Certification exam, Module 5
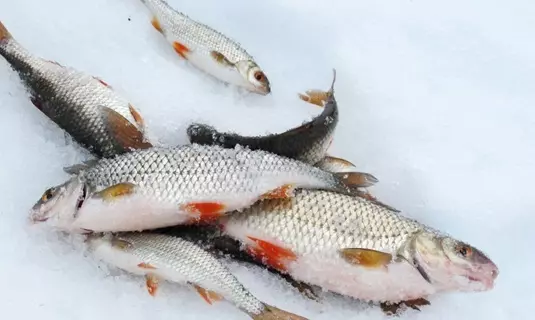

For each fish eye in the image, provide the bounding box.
[457,245,472,258]
[41,188,56,202]
[254,71,265,82]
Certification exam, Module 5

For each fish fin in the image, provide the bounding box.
[260,184,295,200]
[100,106,153,152]
[245,236,297,272]
[192,284,223,305]
[210,51,235,67]
[253,304,308,320]
[181,202,226,223]
[63,132,73,146]
[334,171,379,188]
[46,60,64,67]
[128,104,145,132]
[339,248,392,269]
[0,21,13,41]
[380,298,430,316]
[151,16,163,33]
[94,182,136,201]
[63,159,98,175]
[110,238,133,250]
[93,76,111,88]
[172,41,190,59]
[298,89,329,107]
[145,273,160,297]
[138,262,157,269]
[315,156,357,172]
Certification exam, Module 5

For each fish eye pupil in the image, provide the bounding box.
[42,188,55,201]
[458,245,470,257]
[254,71,264,82]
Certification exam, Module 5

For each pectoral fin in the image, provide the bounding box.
[94,182,136,202]
[101,106,153,152]
[210,51,235,67]
[339,248,393,269]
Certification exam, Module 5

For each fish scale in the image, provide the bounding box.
[86,233,307,319]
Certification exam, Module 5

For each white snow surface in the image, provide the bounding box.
[0,0,533,319]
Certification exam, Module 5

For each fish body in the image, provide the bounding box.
[30,144,374,233]
[140,0,270,95]
[86,232,307,320]
[220,189,499,303]
[0,22,150,158]
[187,70,344,168]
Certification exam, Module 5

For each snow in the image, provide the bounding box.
[0,0,533,318]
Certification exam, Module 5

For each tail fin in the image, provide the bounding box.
[253,304,308,320]
[335,171,379,189]
[0,21,12,41]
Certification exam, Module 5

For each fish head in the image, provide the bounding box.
[29,177,87,227]
[411,231,499,292]
[235,60,271,95]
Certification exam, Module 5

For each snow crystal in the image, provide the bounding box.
[0,0,533,319]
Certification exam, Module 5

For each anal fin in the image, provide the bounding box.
[172,41,190,59]
[192,284,223,305]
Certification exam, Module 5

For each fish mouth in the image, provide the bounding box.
[464,264,499,290]
[252,84,271,95]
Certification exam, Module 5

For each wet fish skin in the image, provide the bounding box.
[140,0,270,95]
[220,189,499,304]
[0,21,150,158]
[29,144,372,233]
[187,70,339,166]
[86,232,307,320]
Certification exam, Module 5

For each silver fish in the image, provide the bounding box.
[29,144,376,233]
[86,232,307,320]
[139,0,270,95]
[0,21,151,158]
[220,189,499,304]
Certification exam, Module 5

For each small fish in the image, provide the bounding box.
[187,70,352,170]
[0,21,151,158]
[86,232,307,320]
[219,189,499,305]
[29,144,376,233]
[139,0,270,95]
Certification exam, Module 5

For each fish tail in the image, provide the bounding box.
[333,171,379,191]
[328,68,336,94]
[252,304,308,320]
[0,21,13,43]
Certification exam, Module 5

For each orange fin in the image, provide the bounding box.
[246,236,297,272]
[260,184,295,200]
[128,104,145,131]
[339,248,392,269]
[151,16,163,33]
[192,284,223,305]
[172,41,190,59]
[101,106,153,151]
[138,262,157,269]
[145,274,159,297]
[95,182,136,202]
[181,202,226,223]
[0,21,12,41]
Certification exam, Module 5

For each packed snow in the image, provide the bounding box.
[1,0,533,318]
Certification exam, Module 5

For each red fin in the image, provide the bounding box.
[172,41,190,59]
[182,202,226,223]
[151,16,163,33]
[93,76,110,87]
[245,236,297,272]
[145,274,159,297]
[260,184,295,200]
[138,262,157,269]
[192,284,223,305]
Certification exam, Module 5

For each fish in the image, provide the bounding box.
[29,144,377,233]
[139,0,271,95]
[85,232,307,320]
[0,21,151,158]
[219,189,499,305]
[187,69,352,170]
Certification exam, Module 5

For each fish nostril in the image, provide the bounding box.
[491,268,499,279]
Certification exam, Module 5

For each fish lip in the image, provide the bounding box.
[465,264,499,290]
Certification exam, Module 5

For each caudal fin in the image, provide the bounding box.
[253,304,308,320]
[0,21,13,41]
